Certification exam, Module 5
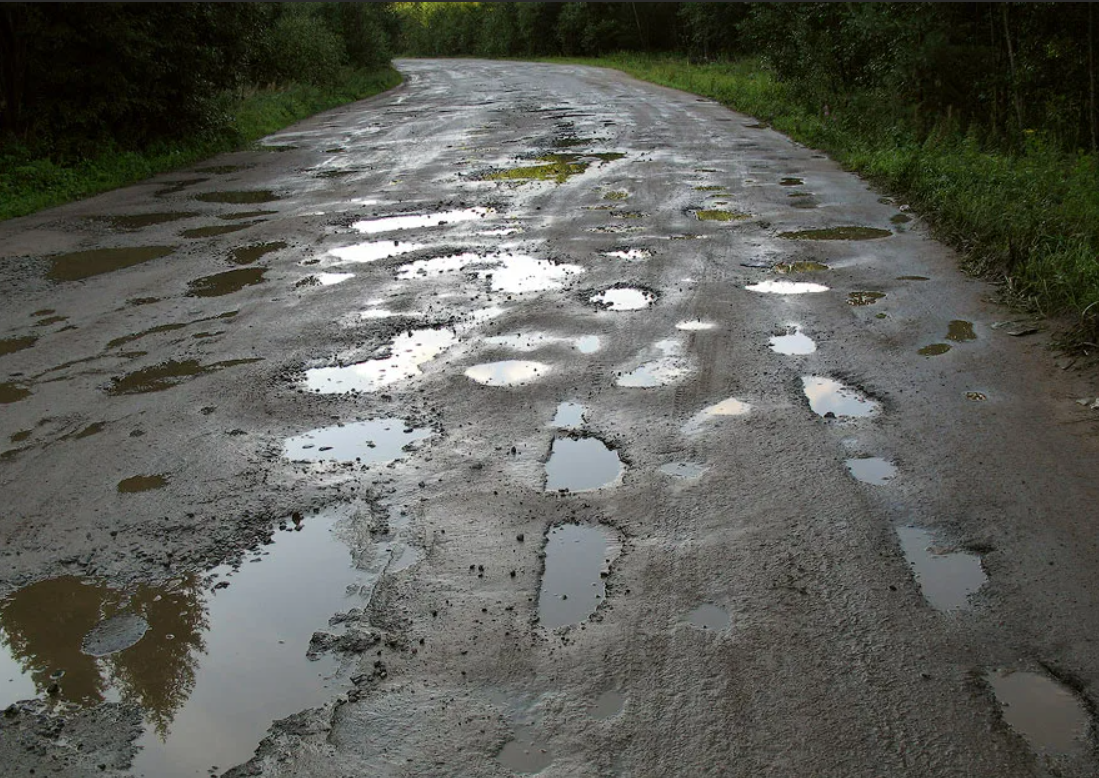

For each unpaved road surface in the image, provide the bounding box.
[2,59,1099,778]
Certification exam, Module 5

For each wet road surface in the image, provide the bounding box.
[2,59,1099,777]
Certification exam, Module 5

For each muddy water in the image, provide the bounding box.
[351,207,492,234]
[218,210,277,221]
[592,690,626,719]
[779,227,891,240]
[847,291,886,306]
[845,457,896,485]
[229,241,286,266]
[590,288,655,311]
[601,249,651,261]
[465,360,551,386]
[104,212,199,230]
[180,223,255,239]
[686,604,730,631]
[896,526,986,612]
[545,436,623,492]
[283,418,431,463]
[802,376,879,418]
[987,669,1092,754]
[305,328,456,393]
[770,326,816,355]
[918,344,951,356]
[675,320,715,331]
[695,209,747,222]
[775,261,829,273]
[187,268,267,297]
[497,726,554,773]
[746,280,829,295]
[194,191,281,204]
[0,383,31,403]
[108,358,260,395]
[0,336,36,356]
[537,524,619,628]
[117,474,168,493]
[946,320,976,342]
[47,246,175,282]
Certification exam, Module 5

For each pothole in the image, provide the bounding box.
[0,336,37,356]
[896,526,986,612]
[305,328,455,393]
[193,190,281,204]
[537,523,619,628]
[779,226,891,240]
[746,280,828,294]
[770,325,816,355]
[552,402,585,428]
[545,436,623,492]
[117,474,168,493]
[465,360,551,386]
[180,223,254,239]
[351,207,493,234]
[682,396,751,433]
[590,288,656,311]
[659,462,708,479]
[107,358,260,395]
[695,209,749,221]
[616,340,689,388]
[845,457,896,485]
[775,261,829,273]
[779,177,804,186]
[102,212,199,230]
[601,248,651,261]
[47,246,175,282]
[675,320,715,331]
[802,376,879,418]
[497,726,554,773]
[0,383,31,404]
[686,604,730,631]
[946,320,976,342]
[918,343,951,356]
[283,418,430,463]
[328,241,426,264]
[987,669,1092,755]
[592,690,625,719]
[847,291,886,306]
[300,272,354,287]
[187,268,267,297]
[229,241,286,265]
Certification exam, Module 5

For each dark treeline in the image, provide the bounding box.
[396,2,1099,155]
[0,3,398,159]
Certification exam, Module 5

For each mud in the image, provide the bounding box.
[194,191,281,204]
[187,268,267,297]
[0,336,37,356]
[117,474,168,493]
[102,212,199,230]
[779,226,892,240]
[229,241,286,265]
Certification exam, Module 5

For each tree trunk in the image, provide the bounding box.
[1001,4,1025,145]
[1090,4,1097,152]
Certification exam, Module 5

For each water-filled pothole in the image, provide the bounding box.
[305,328,455,393]
[617,340,689,388]
[802,376,879,418]
[675,320,715,331]
[187,268,266,297]
[229,241,286,266]
[47,246,175,282]
[779,177,804,186]
[301,272,354,287]
[592,690,625,719]
[545,436,623,492]
[399,252,583,294]
[538,523,619,628]
[775,261,829,273]
[918,343,951,356]
[194,191,280,204]
[465,360,551,386]
[328,241,426,264]
[180,223,254,239]
[0,382,31,404]
[695,209,748,221]
[590,288,655,311]
[896,526,986,612]
[686,604,730,631]
[601,249,651,261]
[659,462,708,479]
[283,418,430,463]
[847,291,886,306]
[987,669,1092,755]
[845,457,896,485]
[351,207,492,235]
[779,227,891,240]
[946,320,976,342]
[770,326,816,355]
[103,212,200,230]
[107,358,260,395]
[0,336,37,356]
[117,474,168,493]
[497,726,554,773]
[746,280,828,294]
[552,402,585,428]
[683,397,751,433]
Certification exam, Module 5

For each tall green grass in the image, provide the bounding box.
[0,66,401,222]
[553,54,1099,348]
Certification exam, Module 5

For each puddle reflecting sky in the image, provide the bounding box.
[328,241,426,264]
[590,288,655,311]
[497,725,554,773]
[601,249,651,261]
[770,325,816,355]
[538,524,619,628]
[845,457,896,485]
[675,320,715,331]
[552,402,585,428]
[465,360,550,386]
[592,690,625,719]
[283,418,430,463]
[306,328,455,394]
[987,669,1091,754]
[896,526,986,612]
[617,340,690,388]
[746,280,829,295]
[545,436,623,492]
[802,376,879,418]
[351,207,493,234]
[686,604,730,631]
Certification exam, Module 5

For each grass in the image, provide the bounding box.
[546,54,1099,349]
[0,66,401,221]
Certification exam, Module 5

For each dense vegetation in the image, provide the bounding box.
[395,2,1099,345]
[0,3,400,219]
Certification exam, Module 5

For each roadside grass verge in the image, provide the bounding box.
[0,66,401,222]
[547,54,1099,349]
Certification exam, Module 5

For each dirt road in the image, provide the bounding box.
[2,59,1098,778]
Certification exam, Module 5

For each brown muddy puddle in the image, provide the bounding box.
[686,604,730,631]
[0,382,31,403]
[552,402,585,428]
[779,177,804,186]
[230,241,286,265]
[193,191,281,204]
[770,325,816,355]
[99,212,200,230]
[694,209,748,222]
[590,288,655,311]
[987,669,1092,755]
[897,275,930,281]
[802,376,879,418]
[0,336,37,356]
[117,474,168,493]
[847,291,886,306]
[946,320,976,342]
[659,462,708,479]
[108,358,260,395]
[35,314,68,326]
[283,418,430,464]
[592,690,626,719]
[107,311,237,349]
[218,210,278,221]
[746,279,829,295]
[306,328,456,394]
[845,457,896,485]
[779,226,891,240]
[537,523,619,628]
[896,526,986,612]
[545,436,623,492]
[498,726,554,773]
[187,268,266,297]
[351,207,493,235]
[775,261,829,273]
[180,223,256,239]
[918,343,951,356]
[47,246,175,282]
[194,165,250,175]
[0,507,374,778]
[465,360,551,387]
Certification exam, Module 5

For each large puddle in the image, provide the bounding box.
[779,226,891,240]
[845,457,896,485]
[802,376,879,418]
[187,268,266,297]
[229,241,286,266]
[305,328,455,393]
[398,252,582,294]
[544,436,623,492]
[537,524,619,628]
[946,320,977,342]
[590,288,656,311]
[0,335,37,356]
[770,325,816,355]
[484,333,600,354]
[465,360,551,387]
[987,669,1092,754]
[283,418,430,463]
[0,382,31,404]
[896,526,986,612]
[194,190,281,204]
[328,241,426,264]
[0,508,371,778]
[47,246,175,282]
[746,280,829,295]
[108,358,260,395]
[351,207,493,235]
[180,223,254,239]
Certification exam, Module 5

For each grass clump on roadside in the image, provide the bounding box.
[0,66,400,222]
[548,54,1099,349]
